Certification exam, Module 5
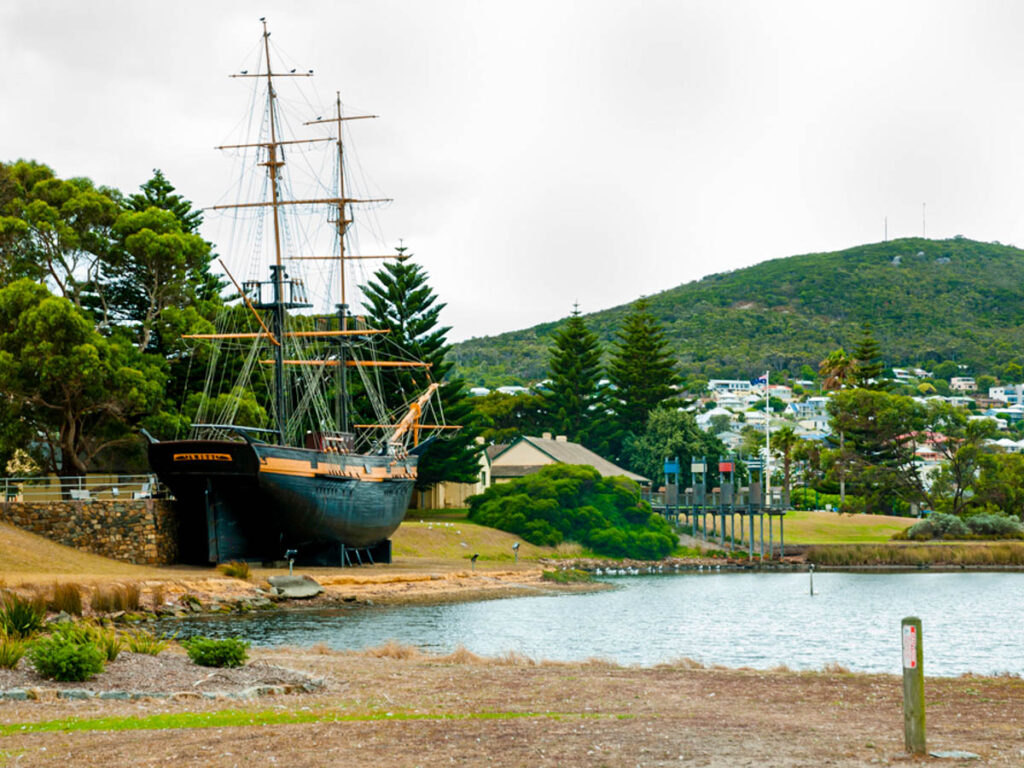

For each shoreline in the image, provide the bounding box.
[1,644,1021,767]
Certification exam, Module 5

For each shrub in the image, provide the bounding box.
[0,593,46,638]
[181,636,249,668]
[123,628,170,655]
[905,512,971,540]
[29,624,105,682]
[0,635,27,669]
[48,583,83,616]
[218,560,251,579]
[468,464,677,560]
[964,513,1024,538]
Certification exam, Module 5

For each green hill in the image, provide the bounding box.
[451,237,1024,386]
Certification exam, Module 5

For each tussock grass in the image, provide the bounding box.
[806,542,1024,566]
[90,583,142,613]
[822,662,852,674]
[657,657,706,670]
[217,561,251,580]
[48,582,83,615]
[438,645,487,665]
[497,650,536,667]
[359,640,423,660]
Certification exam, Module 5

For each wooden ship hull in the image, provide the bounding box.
[149,440,417,565]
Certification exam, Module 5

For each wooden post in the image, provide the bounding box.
[901,617,926,755]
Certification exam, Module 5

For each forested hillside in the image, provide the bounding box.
[451,237,1024,385]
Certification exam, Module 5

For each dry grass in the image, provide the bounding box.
[806,541,1024,566]
[357,640,423,660]
[0,521,168,582]
[90,583,142,613]
[47,582,83,615]
[437,645,487,665]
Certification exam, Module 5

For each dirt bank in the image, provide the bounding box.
[1,644,1021,767]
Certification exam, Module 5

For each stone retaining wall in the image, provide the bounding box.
[0,500,179,565]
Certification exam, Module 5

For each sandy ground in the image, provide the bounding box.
[1,644,1021,767]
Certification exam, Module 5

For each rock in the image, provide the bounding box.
[2,689,29,700]
[266,575,324,599]
[98,691,132,700]
[48,611,74,625]
[58,688,95,700]
[930,751,980,760]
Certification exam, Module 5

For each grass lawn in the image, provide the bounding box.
[395,510,552,562]
[781,509,916,544]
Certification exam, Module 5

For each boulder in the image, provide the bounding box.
[266,575,324,599]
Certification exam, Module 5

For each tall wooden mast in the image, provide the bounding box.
[206,20,435,449]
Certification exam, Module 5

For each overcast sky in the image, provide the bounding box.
[3,1,1024,340]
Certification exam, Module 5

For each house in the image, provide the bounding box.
[488,433,649,485]
[989,384,1024,405]
[785,396,829,419]
[707,379,754,394]
[950,377,977,392]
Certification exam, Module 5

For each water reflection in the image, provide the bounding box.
[160,572,1024,676]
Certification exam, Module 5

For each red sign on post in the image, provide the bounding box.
[719,462,734,472]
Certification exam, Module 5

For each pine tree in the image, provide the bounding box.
[853,322,886,389]
[543,306,609,448]
[607,299,680,457]
[361,248,481,489]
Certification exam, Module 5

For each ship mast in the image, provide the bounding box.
[206,20,435,449]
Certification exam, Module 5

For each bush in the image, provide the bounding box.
[0,593,46,638]
[123,628,170,655]
[965,513,1024,538]
[0,635,27,669]
[905,512,971,540]
[181,636,249,668]
[218,560,251,579]
[468,465,677,560]
[29,624,105,682]
[48,583,83,616]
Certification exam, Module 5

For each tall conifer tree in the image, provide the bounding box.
[853,322,886,389]
[607,299,680,457]
[543,305,609,449]
[361,247,481,489]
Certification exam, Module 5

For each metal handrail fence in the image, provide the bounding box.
[1,474,168,502]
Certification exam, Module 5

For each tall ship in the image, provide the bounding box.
[148,21,445,565]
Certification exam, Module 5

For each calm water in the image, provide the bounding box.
[162,572,1023,676]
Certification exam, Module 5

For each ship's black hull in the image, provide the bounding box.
[148,439,417,565]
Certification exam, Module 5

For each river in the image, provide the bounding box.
[162,571,1023,677]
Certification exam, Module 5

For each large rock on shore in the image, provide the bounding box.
[267,575,324,599]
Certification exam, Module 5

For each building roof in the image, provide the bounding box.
[490,435,651,484]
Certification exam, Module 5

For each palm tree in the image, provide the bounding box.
[819,348,856,507]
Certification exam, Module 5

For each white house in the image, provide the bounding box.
[950,377,977,392]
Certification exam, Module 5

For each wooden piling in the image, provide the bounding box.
[901,617,926,755]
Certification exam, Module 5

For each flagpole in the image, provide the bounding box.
[764,370,771,506]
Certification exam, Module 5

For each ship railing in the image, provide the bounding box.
[0,474,169,503]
